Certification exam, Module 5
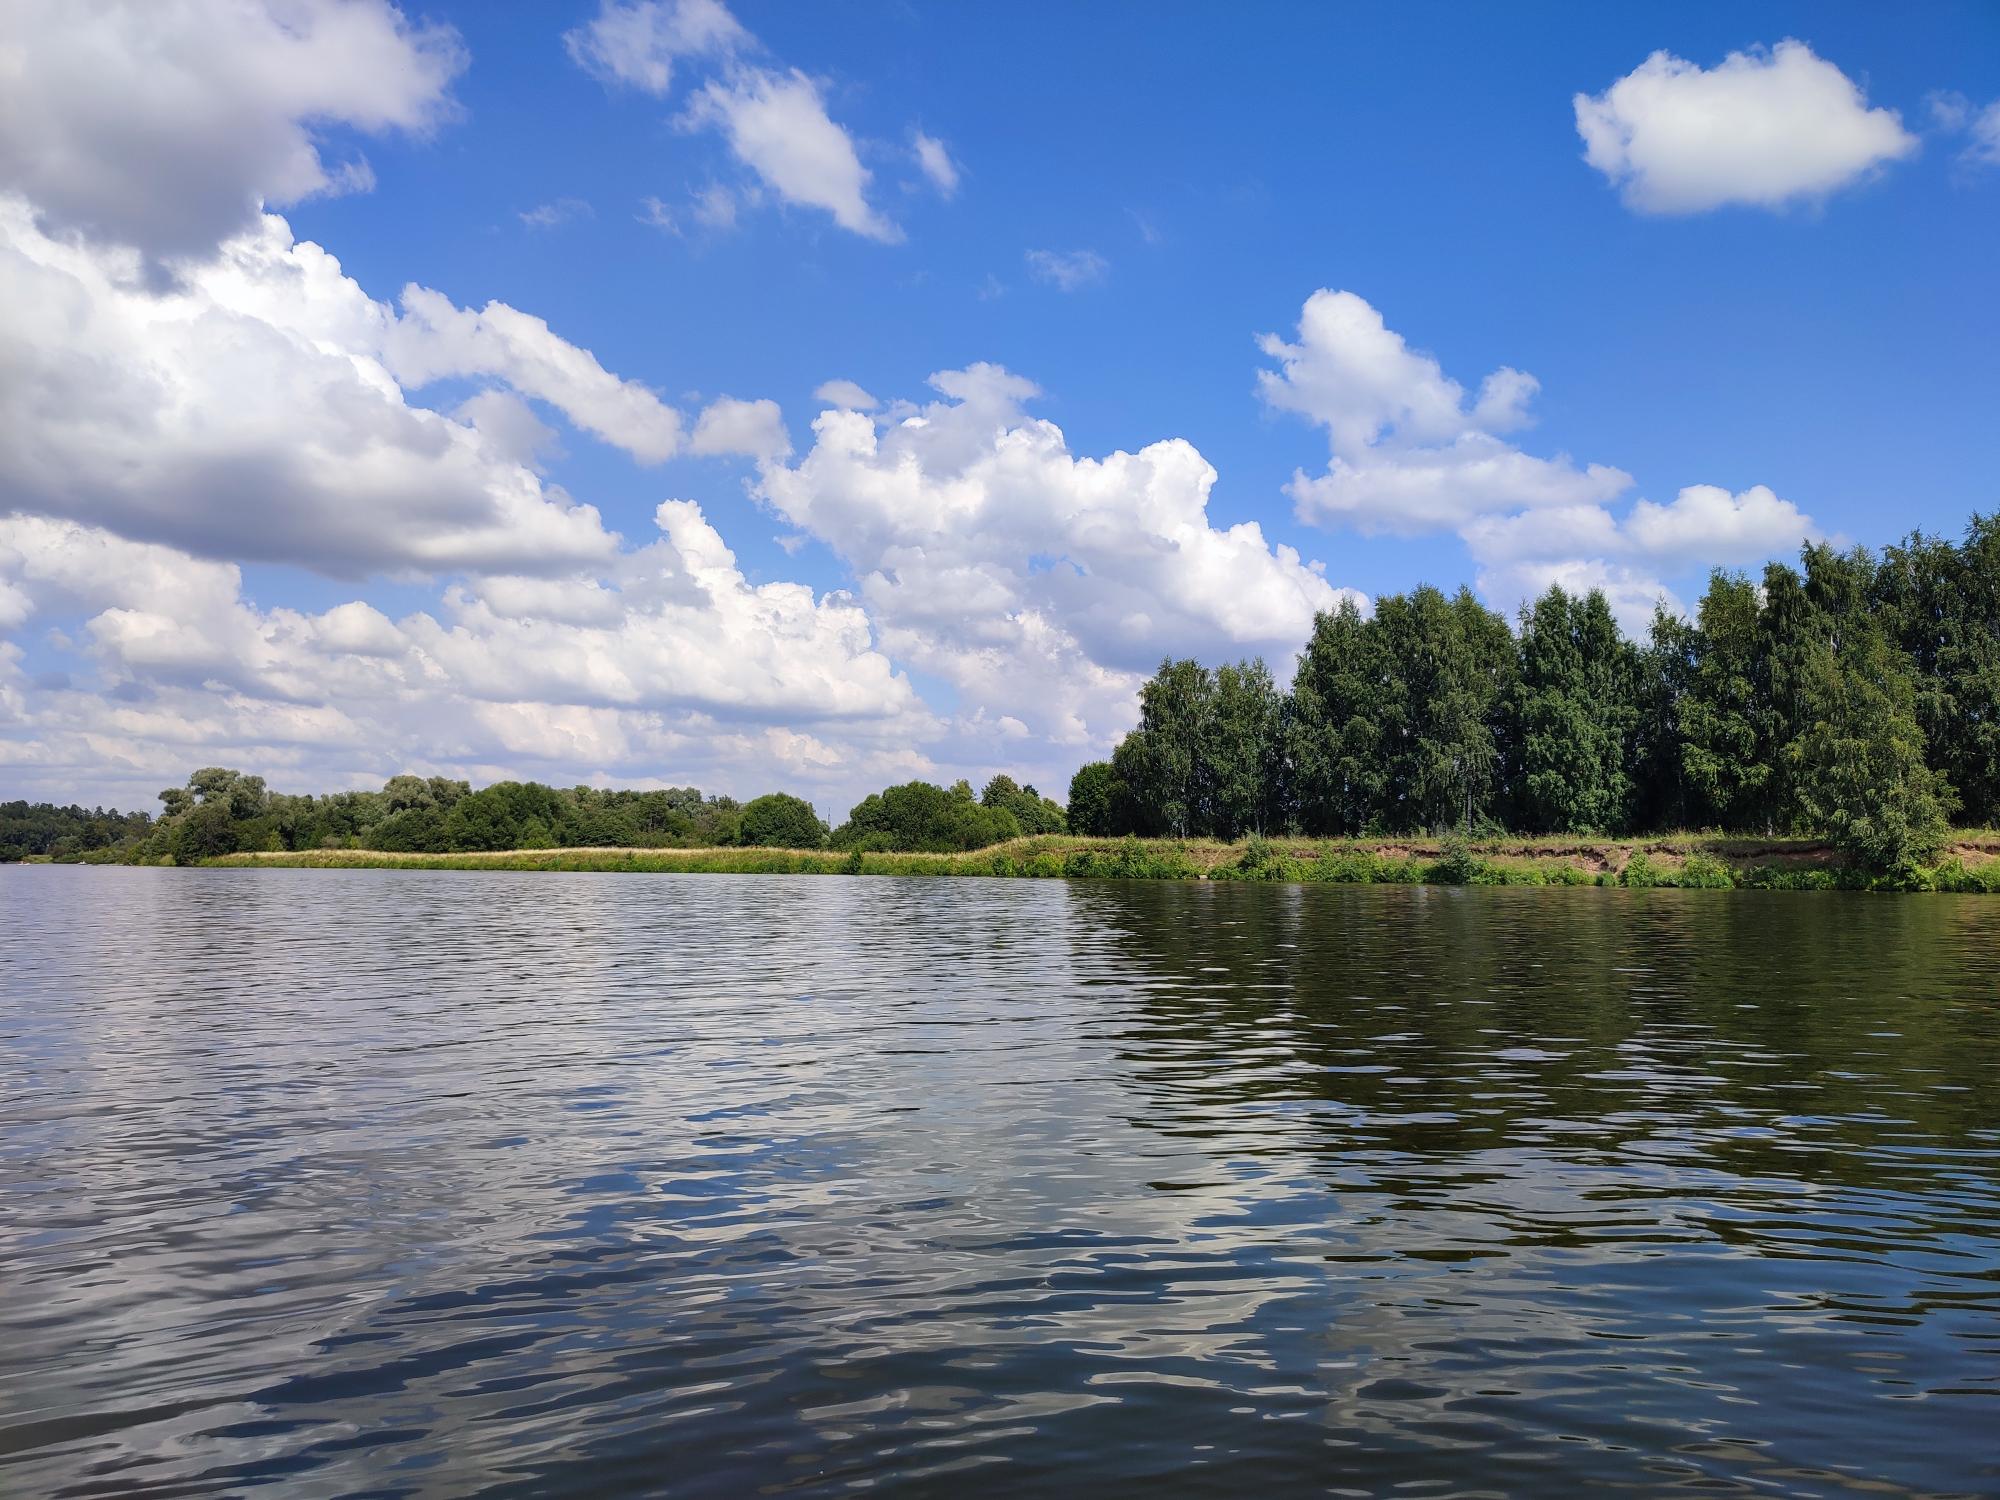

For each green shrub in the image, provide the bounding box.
[1427,832,1484,886]
[739,793,829,849]
[1675,852,1736,889]
[1621,852,1665,888]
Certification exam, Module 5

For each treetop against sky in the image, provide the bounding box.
[0,1,1994,815]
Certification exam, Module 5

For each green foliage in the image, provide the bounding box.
[832,779,1022,852]
[1675,852,1737,889]
[1428,831,1483,886]
[1060,837,1200,880]
[738,793,829,849]
[1510,586,1639,833]
[1784,604,1952,875]
[169,799,244,864]
[1065,760,1124,836]
[0,801,153,862]
[1620,852,1664,888]
[979,775,1066,835]
[1675,573,1776,831]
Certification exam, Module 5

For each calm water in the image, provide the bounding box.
[3,869,1998,1498]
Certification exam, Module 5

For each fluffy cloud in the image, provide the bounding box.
[0,197,630,576]
[565,0,919,243]
[757,364,1356,750]
[690,397,791,461]
[1261,291,1821,634]
[0,508,930,810]
[682,68,899,242]
[1575,41,1918,214]
[384,287,683,464]
[913,132,960,197]
[1261,289,1629,533]
[0,0,463,261]
[1461,484,1819,632]
[1622,483,1818,565]
[564,0,747,96]
[1025,248,1108,291]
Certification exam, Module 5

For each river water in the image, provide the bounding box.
[2,866,1997,1497]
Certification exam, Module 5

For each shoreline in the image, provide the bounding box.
[173,833,2000,891]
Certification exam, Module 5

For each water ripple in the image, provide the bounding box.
[2,868,1998,1497]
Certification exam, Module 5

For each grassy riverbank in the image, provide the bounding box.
[204,832,2000,891]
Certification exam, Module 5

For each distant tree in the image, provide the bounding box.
[1633,605,1698,830]
[739,793,829,849]
[371,806,448,853]
[1066,761,1123,836]
[168,799,241,864]
[980,775,1065,834]
[832,780,1021,851]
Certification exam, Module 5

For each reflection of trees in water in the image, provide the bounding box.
[1069,882,2000,1201]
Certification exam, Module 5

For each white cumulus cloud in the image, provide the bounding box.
[691,396,791,461]
[756,364,1359,751]
[1260,289,1630,534]
[1461,484,1820,633]
[1575,40,1918,214]
[385,286,684,464]
[0,197,626,577]
[0,0,464,261]
[0,508,931,811]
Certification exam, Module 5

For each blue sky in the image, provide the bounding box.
[1,1,1996,812]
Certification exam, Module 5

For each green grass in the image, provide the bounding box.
[196,831,2000,891]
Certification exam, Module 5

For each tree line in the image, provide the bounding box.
[2,767,1068,865]
[1,800,155,862]
[7,516,1994,878]
[1067,517,2000,875]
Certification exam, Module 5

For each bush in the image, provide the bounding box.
[1675,851,1736,889]
[832,780,1021,852]
[369,807,448,853]
[1427,832,1483,886]
[1620,851,1665,888]
[739,793,828,849]
[168,800,242,864]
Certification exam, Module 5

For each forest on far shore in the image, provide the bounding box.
[6,516,1995,880]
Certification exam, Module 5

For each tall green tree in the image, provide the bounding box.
[1785,616,1952,874]
[1289,598,1387,836]
[1125,659,1217,837]
[1877,515,2000,826]
[1371,587,1513,832]
[1207,658,1283,838]
[1065,761,1123,836]
[1509,586,1640,833]
[980,775,1066,834]
[1679,573,1774,830]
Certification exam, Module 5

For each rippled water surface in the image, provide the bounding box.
[4,867,2000,1497]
